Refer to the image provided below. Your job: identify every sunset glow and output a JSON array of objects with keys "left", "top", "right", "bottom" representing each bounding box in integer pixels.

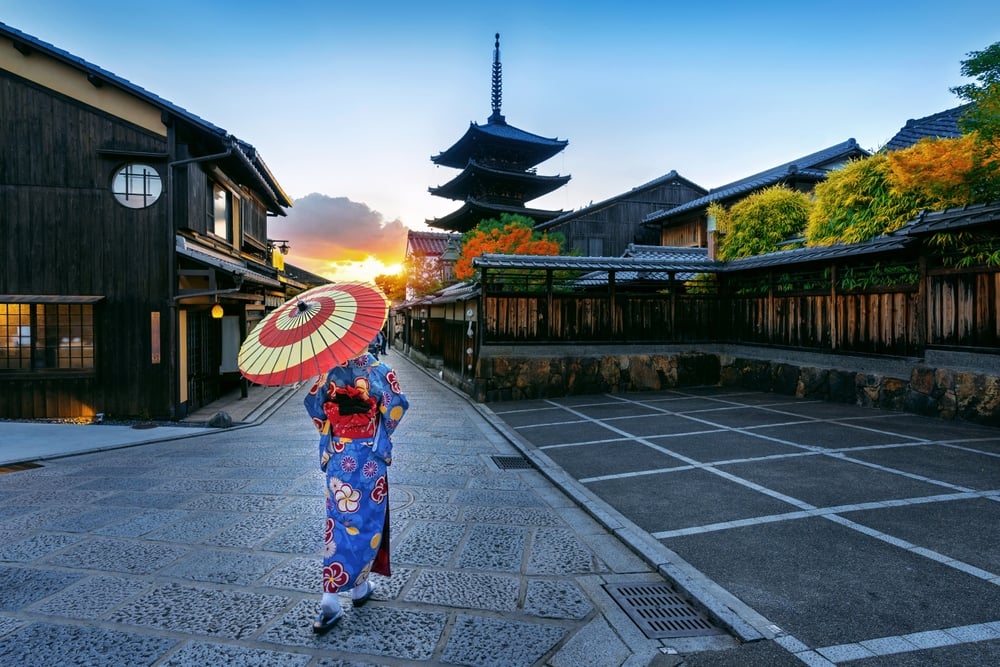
[{"left": 312, "top": 255, "right": 404, "bottom": 284}]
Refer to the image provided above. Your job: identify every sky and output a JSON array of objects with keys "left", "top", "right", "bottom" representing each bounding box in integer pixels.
[{"left": 4, "top": 1, "right": 1000, "bottom": 281}]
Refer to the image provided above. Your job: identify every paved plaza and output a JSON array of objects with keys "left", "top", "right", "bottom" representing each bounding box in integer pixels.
[
  {"left": 489, "top": 386, "right": 1000, "bottom": 666},
  {"left": 0, "top": 355, "right": 701, "bottom": 666},
  {"left": 2, "top": 353, "right": 1000, "bottom": 665}
]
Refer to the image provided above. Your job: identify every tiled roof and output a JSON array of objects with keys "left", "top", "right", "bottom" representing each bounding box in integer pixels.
[
  {"left": 472, "top": 120, "right": 568, "bottom": 146},
  {"left": 282, "top": 263, "right": 330, "bottom": 288},
  {"left": 472, "top": 252, "right": 721, "bottom": 273},
  {"left": 883, "top": 105, "right": 970, "bottom": 152},
  {"left": 903, "top": 200, "right": 1000, "bottom": 235},
  {"left": 623, "top": 244, "right": 710, "bottom": 261},
  {"left": 724, "top": 235, "right": 914, "bottom": 271},
  {"left": 407, "top": 230, "right": 461, "bottom": 256},
  {"left": 643, "top": 139, "right": 868, "bottom": 225},
  {"left": 395, "top": 281, "right": 480, "bottom": 308},
  {"left": 428, "top": 281, "right": 480, "bottom": 304},
  {"left": 430, "top": 159, "right": 570, "bottom": 201},
  {"left": 432, "top": 120, "right": 568, "bottom": 169},
  {"left": 427, "top": 199, "right": 563, "bottom": 233}
]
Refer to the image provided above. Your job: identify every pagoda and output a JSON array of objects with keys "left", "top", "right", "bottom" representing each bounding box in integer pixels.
[{"left": 427, "top": 34, "right": 570, "bottom": 232}]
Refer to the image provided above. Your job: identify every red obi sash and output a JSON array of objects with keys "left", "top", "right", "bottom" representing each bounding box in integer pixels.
[{"left": 322, "top": 384, "right": 378, "bottom": 440}]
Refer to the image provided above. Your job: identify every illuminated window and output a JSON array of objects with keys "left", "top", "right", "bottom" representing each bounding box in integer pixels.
[
  {"left": 0, "top": 302, "right": 95, "bottom": 371},
  {"left": 210, "top": 182, "right": 239, "bottom": 242},
  {"left": 111, "top": 163, "right": 162, "bottom": 208}
]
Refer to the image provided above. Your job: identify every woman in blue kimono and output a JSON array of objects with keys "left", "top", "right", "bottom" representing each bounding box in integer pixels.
[{"left": 304, "top": 351, "right": 408, "bottom": 634}]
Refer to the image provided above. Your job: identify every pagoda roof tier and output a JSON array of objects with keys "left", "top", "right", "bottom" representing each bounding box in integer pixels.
[
  {"left": 429, "top": 159, "right": 571, "bottom": 202},
  {"left": 426, "top": 198, "right": 564, "bottom": 233},
  {"left": 432, "top": 119, "right": 568, "bottom": 171}
]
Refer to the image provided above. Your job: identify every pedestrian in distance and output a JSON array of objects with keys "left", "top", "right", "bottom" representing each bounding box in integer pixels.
[
  {"left": 368, "top": 331, "right": 384, "bottom": 359},
  {"left": 303, "top": 350, "right": 409, "bottom": 634}
]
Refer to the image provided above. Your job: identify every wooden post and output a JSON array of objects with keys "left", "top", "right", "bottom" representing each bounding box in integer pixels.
[
  {"left": 545, "top": 268, "right": 553, "bottom": 341},
  {"left": 481, "top": 267, "right": 489, "bottom": 345},
  {"left": 830, "top": 265, "right": 838, "bottom": 351},
  {"left": 767, "top": 270, "right": 774, "bottom": 345},
  {"left": 669, "top": 271, "right": 676, "bottom": 340},
  {"left": 916, "top": 255, "right": 927, "bottom": 352},
  {"left": 609, "top": 270, "right": 616, "bottom": 341}
]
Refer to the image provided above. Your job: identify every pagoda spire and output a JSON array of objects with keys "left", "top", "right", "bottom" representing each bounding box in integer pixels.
[{"left": 489, "top": 32, "right": 505, "bottom": 124}]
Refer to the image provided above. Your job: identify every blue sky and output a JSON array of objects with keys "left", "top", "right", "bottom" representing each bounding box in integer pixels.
[{"left": 4, "top": 1, "right": 999, "bottom": 279}]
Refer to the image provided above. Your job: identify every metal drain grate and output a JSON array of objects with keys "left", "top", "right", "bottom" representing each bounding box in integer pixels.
[
  {"left": 490, "top": 455, "right": 533, "bottom": 470},
  {"left": 0, "top": 461, "right": 43, "bottom": 476},
  {"left": 604, "top": 583, "right": 723, "bottom": 639}
]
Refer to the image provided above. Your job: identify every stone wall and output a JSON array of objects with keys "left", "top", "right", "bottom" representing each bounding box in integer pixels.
[{"left": 462, "top": 344, "right": 1000, "bottom": 426}]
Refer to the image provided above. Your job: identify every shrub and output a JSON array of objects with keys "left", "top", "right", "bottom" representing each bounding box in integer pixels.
[
  {"left": 806, "top": 154, "right": 925, "bottom": 246},
  {"left": 716, "top": 185, "right": 812, "bottom": 261}
]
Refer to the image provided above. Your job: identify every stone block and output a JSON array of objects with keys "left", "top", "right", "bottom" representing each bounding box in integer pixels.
[
  {"left": 878, "top": 377, "right": 908, "bottom": 411},
  {"left": 772, "top": 363, "right": 799, "bottom": 395},
  {"left": 627, "top": 356, "right": 662, "bottom": 391},
  {"left": 207, "top": 411, "right": 233, "bottom": 428},
  {"left": 909, "top": 366, "right": 936, "bottom": 395}
]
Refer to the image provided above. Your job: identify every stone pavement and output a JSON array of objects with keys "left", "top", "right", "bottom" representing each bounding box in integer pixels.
[
  {"left": 0, "top": 382, "right": 288, "bottom": 468},
  {"left": 488, "top": 387, "right": 1000, "bottom": 666},
  {"left": 0, "top": 354, "right": 720, "bottom": 666}
]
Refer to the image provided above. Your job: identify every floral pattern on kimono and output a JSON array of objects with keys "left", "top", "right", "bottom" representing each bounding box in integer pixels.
[{"left": 304, "top": 352, "right": 408, "bottom": 593}]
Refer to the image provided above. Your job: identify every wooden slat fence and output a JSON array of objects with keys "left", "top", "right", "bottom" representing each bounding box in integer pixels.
[
  {"left": 477, "top": 258, "right": 1000, "bottom": 357},
  {"left": 928, "top": 267, "right": 1000, "bottom": 348}
]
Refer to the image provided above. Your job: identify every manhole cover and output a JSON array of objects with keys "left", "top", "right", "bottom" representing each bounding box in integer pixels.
[
  {"left": 604, "top": 582, "right": 724, "bottom": 639},
  {"left": 491, "top": 455, "right": 533, "bottom": 470},
  {"left": 131, "top": 423, "right": 158, "bottom": 430}
]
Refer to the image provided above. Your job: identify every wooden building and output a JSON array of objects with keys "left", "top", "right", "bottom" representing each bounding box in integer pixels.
[
  {"left": 643, "top": 139, "right": 869, "bottom": 252},
  {"left": 404, "top": 229, "right": 463, "bottom": 299},
  {"left": 0, "top": 22, "right": 297, "bottom": 420},
  {"left": 535, "top": 170, "right": 706, "bottom": 257},
  {"left": 427, "top": 34, "right": 570, "bottom": 232}
]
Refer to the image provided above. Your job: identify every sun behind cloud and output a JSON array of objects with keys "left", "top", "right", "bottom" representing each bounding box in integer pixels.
[{"left": 271, "top": 193, "right": 410, "bottom": 283}]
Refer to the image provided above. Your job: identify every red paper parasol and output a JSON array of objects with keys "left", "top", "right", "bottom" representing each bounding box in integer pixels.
[{"left": 238, "top": 282, "right": 389, "bottom": 386}]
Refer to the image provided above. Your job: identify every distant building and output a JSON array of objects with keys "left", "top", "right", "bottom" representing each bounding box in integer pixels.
[
  {"left": 404, "top": 230, "right": 462, "bottom": 300},
  {"left": 535, "top": 170, "right": 707, "bottom": 258},
  {"left": 427, "top": 34, "right": 570, "bottom": 233},
  {"left": 643, "top": 139, "right": 870, "bottom": 256}
]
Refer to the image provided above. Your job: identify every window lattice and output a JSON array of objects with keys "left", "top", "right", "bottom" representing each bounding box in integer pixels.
[{"left": 0, "top": 303, "right": 95, "bottom": 371}]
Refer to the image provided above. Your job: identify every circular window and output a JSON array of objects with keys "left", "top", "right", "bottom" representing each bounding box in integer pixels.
[{"left": 111, "top": 163, "right": 162, "bottom": 208}]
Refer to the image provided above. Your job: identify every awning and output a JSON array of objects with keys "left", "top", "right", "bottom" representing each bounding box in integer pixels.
[{"left": 176, "top": 237, "right": 281, "bottom": 288}]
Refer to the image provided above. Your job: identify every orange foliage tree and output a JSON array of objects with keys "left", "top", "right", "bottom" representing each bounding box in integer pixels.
[
  {"left": 454, "top": 214, "right": 564, "bottom": 281},
  {"left": 887, "top": 133, "right": 1000, "bottom": 206}
]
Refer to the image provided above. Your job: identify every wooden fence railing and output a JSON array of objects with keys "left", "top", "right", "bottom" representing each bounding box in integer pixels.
[
  {"left": 479, "top": 265, "right": 1000, "bottom": 358},
  {"left": 482, "top": 293, "right": 726, "bottom": 344}
]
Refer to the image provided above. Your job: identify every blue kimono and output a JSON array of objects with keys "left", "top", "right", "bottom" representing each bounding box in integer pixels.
[{"left": 304, "top": 353, "right": 408, "bottom": 593}]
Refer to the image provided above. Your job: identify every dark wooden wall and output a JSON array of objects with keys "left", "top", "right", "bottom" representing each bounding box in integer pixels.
[
  {"left": 546, "top": 179, "right": 706, "bottom": 257},
  {"left": 1, "top": 71, "right": 173, "bottom": 418}
]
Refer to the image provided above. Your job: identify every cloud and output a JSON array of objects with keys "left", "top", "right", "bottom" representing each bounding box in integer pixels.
[{"left": 267, "top": 193, "right": 409, "bottom": 279}]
